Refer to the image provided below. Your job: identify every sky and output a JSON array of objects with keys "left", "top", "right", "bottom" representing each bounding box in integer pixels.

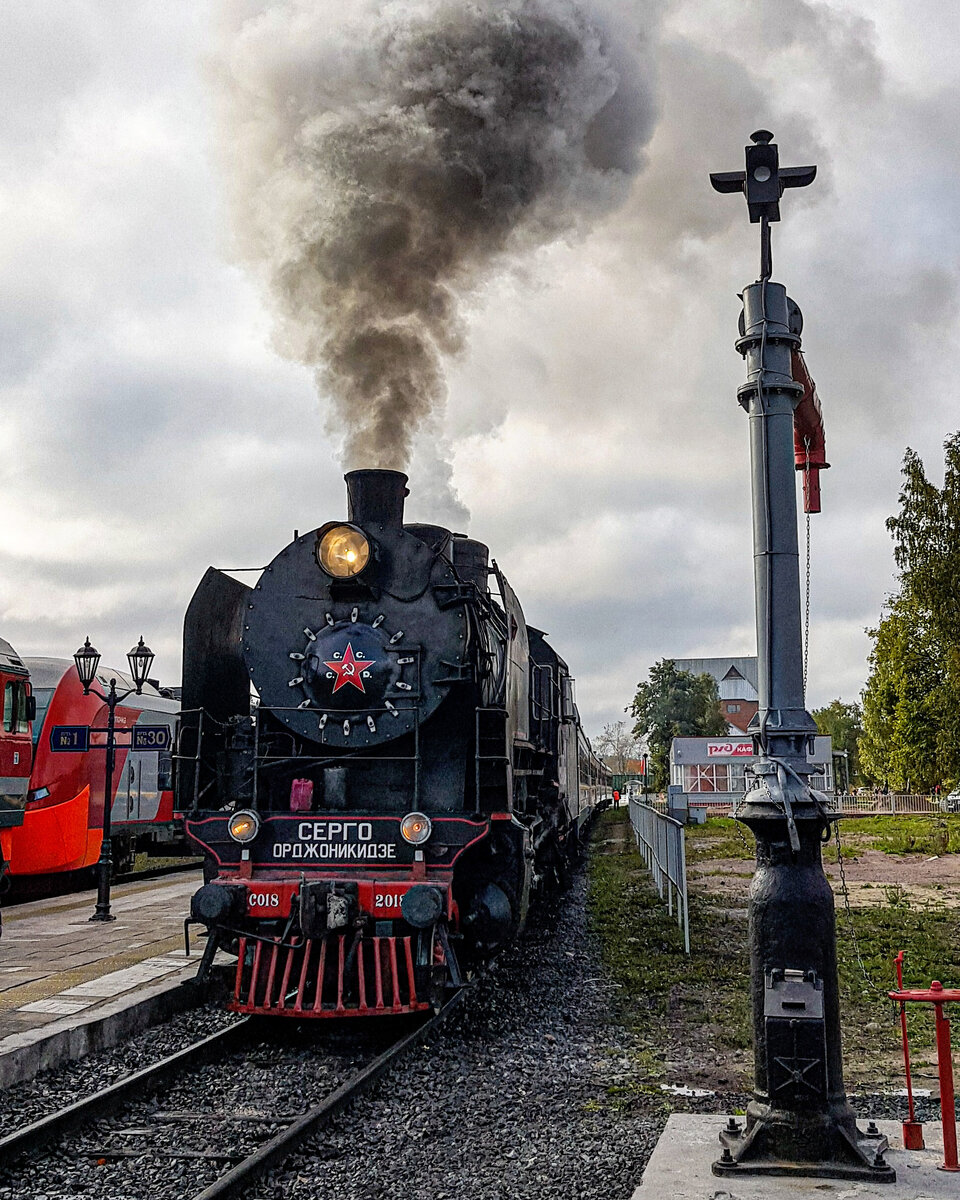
[{"left": 2, "top": 0, "right": 959, "bottom": 740}]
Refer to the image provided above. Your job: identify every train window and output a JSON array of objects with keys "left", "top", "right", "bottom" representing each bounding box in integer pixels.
[
  {"left": 3, "top": 682, "right": 29, "bottom": 734},
  {"left": 30, "top": 688, "right": 55, "bottom": 747}
]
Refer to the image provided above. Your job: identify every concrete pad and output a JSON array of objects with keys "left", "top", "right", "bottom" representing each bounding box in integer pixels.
[{"left": 633, "top": 1115, "right": 956, "bottom": 1199}]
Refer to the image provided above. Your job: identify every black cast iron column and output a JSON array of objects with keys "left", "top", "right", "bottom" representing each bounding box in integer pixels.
[
  {"left": 90, "top": 678, "right": 118, "bottom": 923},
  {"left": 708, "top": 132, "right": 894, "bottom": 1181}
]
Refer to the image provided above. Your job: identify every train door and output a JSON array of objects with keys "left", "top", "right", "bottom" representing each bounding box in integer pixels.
[
  {"left": 559, "top": 673, "right": 580, "bottom": 821},
  {"left": 130, "top": 751, "right": 160, "bottom": 821},
  {"left": 0, "top": 669, "right": 33, "bottom": 823},
  {"left": 124, "top": 755, "right": 141, "bottom": 821}
]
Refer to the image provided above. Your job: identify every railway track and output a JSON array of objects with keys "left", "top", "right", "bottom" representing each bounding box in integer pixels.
[{"left": 0, "top": 990, "right": 464, "bottom": 1199}]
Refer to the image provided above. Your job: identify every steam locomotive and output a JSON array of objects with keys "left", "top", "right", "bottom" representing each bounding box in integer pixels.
[{"left": 179, "top": 470, "right": 609, "bottom": 1017}]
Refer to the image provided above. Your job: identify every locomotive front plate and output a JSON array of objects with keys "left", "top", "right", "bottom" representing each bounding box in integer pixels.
[{"left": 187, "top": 813, "right": 489, "bottom": 870}]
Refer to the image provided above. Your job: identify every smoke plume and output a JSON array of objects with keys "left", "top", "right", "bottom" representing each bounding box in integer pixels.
[{"left": 215, "top": 0, "right": 654, "bottom": 472}]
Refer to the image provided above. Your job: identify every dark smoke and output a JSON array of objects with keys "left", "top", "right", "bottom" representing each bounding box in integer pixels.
[{"left": 217, "top": 0, "right": 654, "bottom": 473}]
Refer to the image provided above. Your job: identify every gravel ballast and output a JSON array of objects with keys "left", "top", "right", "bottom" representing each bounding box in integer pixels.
[
  {"left": 0, "top": 853, "right": 946, "bottom": 1199},
  {"left": 245, "top": 871, "right": 664, "bottom": 1200},
  {"left": 0, "top": 1005, "right": 239, "bottom": 1135}
]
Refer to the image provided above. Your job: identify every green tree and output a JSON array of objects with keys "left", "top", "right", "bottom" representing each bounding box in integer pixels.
[
  {"left": 887, "top": 434, "right": 960, "bottom": 648},
  {"left": 860, "top": 595, "right": 948, "bottom": 791},
  {"left": 812, "top": 699, "right": 863, "bottom": 788},
  {"left": 628, "top": 659, "right": 728, "bottom": 791},
  {"left": 861, "top": 435, "right": 960, "bottom": 790},
  {"left": 885, "top": 434, "right": 960, "bottom": 785}
]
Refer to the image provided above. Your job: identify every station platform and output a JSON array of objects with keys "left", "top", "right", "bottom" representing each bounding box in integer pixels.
[{"left": 0, "top": 871, "right": 207, "bottom": 1086}]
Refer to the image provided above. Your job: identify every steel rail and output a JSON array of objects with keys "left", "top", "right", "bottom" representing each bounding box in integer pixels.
[
  {"left": 192, "top": 986, "right": 465, "bottom": 1200},
  {"left": 0, "top": 989, "right": 464, "bottom": 1199},
  {"left": 0, "top": 1019, "right": 252, "bottom": 1163}
]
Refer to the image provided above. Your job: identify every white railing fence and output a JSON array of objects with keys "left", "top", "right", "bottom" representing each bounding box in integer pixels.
[
  {"left": 830, "top": 793, "right": 942, "bottom": 816},
  {"left": 628, "top": 797, "right": 690, "bottom": 954},
  {"left": 686, "top": 792, "right": 947, "bottom": 819}
]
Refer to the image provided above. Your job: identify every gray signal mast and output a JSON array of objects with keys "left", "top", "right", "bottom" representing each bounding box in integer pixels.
[{"left": 708, "top": 132, "right": 894, "bottom": 1182}]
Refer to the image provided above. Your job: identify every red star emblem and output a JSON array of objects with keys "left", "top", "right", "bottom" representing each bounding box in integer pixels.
[{"left": 323, "top": 642, "right": 376, "bottom": 694}]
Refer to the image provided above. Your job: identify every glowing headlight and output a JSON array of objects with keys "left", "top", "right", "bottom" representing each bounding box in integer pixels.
[
  {"left": 317, "top": 525, "right": 371, "bottom": 578},
  {"left": 228, "top": 810, "right": 261, "bottom": 844},
  {"left": 400, "top": 811, "right": 432, "bottom": 845}
]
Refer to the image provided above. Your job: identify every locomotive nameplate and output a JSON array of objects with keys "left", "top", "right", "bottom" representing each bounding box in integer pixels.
[
  {"left": 185, "top": 813, "right": 490, "bottom": 870},
  {"left": 275, "top": 819, "right": 402, "bottom": 863}
]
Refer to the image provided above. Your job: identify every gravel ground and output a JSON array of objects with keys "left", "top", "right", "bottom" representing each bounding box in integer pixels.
[
  {"left": 244, "top": 871, "right": 664, "bottom": 1200},
  {"left": 0, "top": 1033, "right": 380, "bottom": 1200},
  {"left": 0, "top": 1004, "right": 240, "bottom": 1134},
  {"left": 0, "top": 862, "right": 947, "bottom": 1200}
]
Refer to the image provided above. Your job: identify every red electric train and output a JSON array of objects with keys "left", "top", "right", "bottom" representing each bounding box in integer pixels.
[
  {"left": 0, "top": 647, "right": 181, "bottom": 880},
  {"left": 0, "top": 638, "right": 33, "bottom": 909}
]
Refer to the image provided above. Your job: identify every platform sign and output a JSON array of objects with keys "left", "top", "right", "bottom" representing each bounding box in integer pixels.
[
  {"left": 49, "top": 725, "right": 90, "bottom": 753},
  {"left": 131, "top": 725, "right": 172, "bottom": 751}
]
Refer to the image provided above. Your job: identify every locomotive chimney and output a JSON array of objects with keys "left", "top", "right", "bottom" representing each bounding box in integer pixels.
[{"left": 345, "top": 469, "right": 409, "bottom": 530}]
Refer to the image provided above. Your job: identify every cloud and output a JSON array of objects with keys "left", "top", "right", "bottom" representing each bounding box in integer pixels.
[{"left": 1, "top": 0, "right": 959, "bottom": 742}]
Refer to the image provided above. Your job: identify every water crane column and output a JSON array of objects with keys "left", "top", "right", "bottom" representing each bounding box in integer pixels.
[{"left": 708, "top": 132, "right": 894, "bottom": 1182}]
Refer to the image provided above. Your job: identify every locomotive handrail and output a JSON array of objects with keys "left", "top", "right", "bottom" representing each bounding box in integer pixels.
[{"left": 246, "top": 699, "right": 423, "bottom": 808}]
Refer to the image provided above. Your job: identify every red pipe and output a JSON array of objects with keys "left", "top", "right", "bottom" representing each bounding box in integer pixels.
[
  {"left": 890, "top": 973, "right": 960, "bottom": 1169},
  {"left": 894, "top": 951, "right": 924, "bottom": 1149},
  {"left": 791, "top": 349, "right": 830, "bottom": 514},
  {"left": 933, "top": 984, "right": 960, "bottom": 1171}
]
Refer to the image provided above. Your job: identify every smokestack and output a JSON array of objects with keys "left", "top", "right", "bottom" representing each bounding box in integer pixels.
[{"left": 345, "top": 469, "right": 409, "bottom": 530}]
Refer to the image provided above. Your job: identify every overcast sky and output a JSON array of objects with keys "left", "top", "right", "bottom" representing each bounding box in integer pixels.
[{"left": 2, "top": 0, "right": 958, "bottom": 738}]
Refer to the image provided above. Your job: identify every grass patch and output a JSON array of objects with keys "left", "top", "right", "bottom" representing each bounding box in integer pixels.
[
  {"left": 684, "top": 818, "right": 755, "bottom": 864},
  {"left": 588, "top": 810, "right": 960, "bottom": 1087},
  {"left": 588, "top": 810, "right": 751, "bottom": 1062},
  {"left": 834, "top": 814, "right": 960, "bottom": 856}
]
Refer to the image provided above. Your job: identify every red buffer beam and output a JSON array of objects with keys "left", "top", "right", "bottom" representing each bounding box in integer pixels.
[{"left": 791, "top": 348, "right": 830, "bottom": 514}]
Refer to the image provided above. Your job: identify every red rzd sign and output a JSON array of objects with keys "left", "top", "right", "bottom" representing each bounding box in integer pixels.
[{"left": 706, "top": 741, "right": 753, "bottom": 758}]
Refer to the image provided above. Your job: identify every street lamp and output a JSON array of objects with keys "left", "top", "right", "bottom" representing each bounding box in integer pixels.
[{"left": 74, "top": 636, "right": 155, "bottom": 923}]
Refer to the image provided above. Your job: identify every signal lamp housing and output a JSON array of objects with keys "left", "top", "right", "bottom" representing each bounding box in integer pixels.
[{"left": 400, "top": 811, "right": 432, "bottom": 846}]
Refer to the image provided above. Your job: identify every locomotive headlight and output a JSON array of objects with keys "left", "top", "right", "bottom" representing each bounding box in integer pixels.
[
  {"left": 317, "top": 525, "right": 370, "bottom": 578},
  {"left": 228, "top": 810, "right": 261, "bottom": 844},
  {"left": 400, "top": 811, "right": 432, "bottom": 845}
]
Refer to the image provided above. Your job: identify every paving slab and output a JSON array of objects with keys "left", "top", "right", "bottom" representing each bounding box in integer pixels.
[
  {"left": 633, "top": 1115, "right": 956, "bottom": 1199},
  {"left": 0, "top": 870, "right": 227, "bottom": 1086}
]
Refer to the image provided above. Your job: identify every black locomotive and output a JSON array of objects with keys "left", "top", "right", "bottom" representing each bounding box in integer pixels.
[{"left": 178, "top": 469, "right": 609, "bottom": 1017}]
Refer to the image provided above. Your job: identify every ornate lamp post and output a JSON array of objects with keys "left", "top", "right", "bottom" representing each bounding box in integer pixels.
[
  {"left": 708, "top": 133, "right": 894, "bottom": 1181},
  {"left": 74, "top": 636, "right": 155, "bottom": 923}
]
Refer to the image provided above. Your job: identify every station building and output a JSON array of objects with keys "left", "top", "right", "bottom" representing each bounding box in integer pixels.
[{"left": 670, "top": 734, "right": 834, "bottom": 804}]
